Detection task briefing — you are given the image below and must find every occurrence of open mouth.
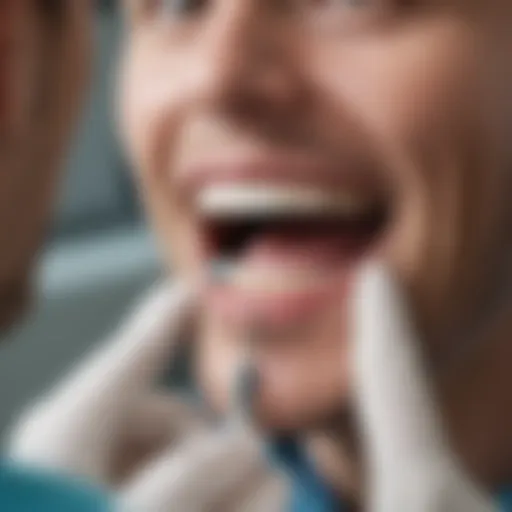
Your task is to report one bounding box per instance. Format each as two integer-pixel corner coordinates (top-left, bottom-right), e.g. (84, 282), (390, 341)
(194, 180), (393, 326)
(200, 184), (391, 266)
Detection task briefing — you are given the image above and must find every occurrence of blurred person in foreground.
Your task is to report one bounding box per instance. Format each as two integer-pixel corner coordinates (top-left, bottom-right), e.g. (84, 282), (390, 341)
(0, 2), (272, 511)
(8, 0), (512, 511)
(0, 2), (251, 510)
(0, 1), (108, 509)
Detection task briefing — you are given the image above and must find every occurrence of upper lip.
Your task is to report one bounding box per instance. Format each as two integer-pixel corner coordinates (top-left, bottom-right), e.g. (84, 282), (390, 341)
(175, 149), (389, 203)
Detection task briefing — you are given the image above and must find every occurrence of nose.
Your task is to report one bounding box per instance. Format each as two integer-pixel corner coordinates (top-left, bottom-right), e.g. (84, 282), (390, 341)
(189, 3), (309, 121)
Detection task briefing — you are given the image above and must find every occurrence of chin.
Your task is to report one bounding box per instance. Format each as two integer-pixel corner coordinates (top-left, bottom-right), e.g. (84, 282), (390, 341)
(201, 367), (351, 433)
(197, 301), (353, 433)
(256, 386), (351, 434)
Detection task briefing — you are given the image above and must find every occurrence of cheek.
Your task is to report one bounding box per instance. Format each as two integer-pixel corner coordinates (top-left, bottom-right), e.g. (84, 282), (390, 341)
(311, 20), (499, 332)
(119, 40), (198, 172)
(316, 20), (482, 150)
(119, 46), (201, 275)
(312, 20), (484, 212)
(119, 47), (176, 173)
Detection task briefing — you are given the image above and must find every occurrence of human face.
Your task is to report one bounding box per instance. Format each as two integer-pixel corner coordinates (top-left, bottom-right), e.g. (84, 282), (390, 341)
(120, 0), (512, 431)
(0, 1), (91, 331)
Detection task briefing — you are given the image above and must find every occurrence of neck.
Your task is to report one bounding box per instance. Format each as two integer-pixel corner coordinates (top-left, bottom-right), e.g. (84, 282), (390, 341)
(308, 418), (362, 505)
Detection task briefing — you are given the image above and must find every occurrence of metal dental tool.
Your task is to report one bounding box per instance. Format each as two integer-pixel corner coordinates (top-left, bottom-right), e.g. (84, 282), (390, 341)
(231, 323), (261, 428)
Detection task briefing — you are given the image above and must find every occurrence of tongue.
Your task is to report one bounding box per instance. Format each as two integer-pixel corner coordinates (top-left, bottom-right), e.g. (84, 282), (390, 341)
(214, 230), (366, 326)
(239, 229), (370, 270)
(211, 227), (374, 326)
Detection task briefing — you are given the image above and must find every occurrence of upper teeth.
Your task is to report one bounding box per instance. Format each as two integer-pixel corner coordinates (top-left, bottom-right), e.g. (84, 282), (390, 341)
(198, 184), (373, 219)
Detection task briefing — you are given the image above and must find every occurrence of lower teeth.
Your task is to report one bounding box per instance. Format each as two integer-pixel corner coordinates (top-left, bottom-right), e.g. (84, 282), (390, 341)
(210, 258), (235, 282)
(209, 258), (328, 292)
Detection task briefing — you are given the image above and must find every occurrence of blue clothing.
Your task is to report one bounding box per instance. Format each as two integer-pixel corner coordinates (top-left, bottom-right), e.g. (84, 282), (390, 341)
(268, 436), (512, 512)
(1, 443), (510, 511)
(0, 460), (112, 511)
(267, 436), (340, 511)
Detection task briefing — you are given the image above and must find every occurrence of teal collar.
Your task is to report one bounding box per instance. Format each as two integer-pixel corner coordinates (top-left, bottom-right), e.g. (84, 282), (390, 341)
(0, 461), (111, 512)
(500, 488), (512, 510)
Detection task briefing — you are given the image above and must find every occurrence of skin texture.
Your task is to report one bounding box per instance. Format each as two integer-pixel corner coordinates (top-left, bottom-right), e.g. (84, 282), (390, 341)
(0, 1), (91, 331)
(118, 0), (512, 494)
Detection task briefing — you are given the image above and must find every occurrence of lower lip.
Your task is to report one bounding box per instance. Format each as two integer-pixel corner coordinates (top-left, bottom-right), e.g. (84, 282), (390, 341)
(205, 267), (355, 329)
(202, 227), (381, 328)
